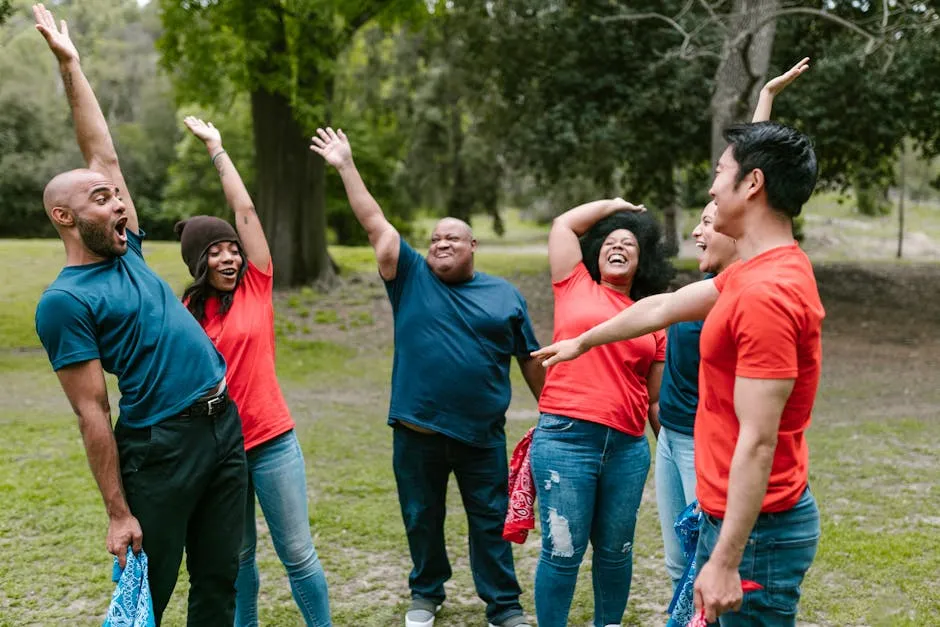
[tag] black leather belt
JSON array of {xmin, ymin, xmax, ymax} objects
[{"xmin": 179, "ymin": 388, "xmax": 229, "ymax": 417}]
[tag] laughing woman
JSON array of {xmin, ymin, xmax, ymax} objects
[
  {"xmin": 531, "ymin": 198, "xmax": 674, "ymax": 627},
  {"xmin": 174, "ymin": 117, "xmax": 331, "ymax": 627}
]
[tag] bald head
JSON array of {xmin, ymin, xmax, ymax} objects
[
  {"xmin": 43, "ymin": 169, "xmax": 107, "ymax": 217},
  {"xmin": 427, "ymin": 217, "xmax": 477, "ymax": 284},
  {"xmin": 434, "ymin": 217, "xmax": 473, "ymax": 240}
]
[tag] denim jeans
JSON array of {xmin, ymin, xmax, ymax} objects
[
  {"xmin": 655, "ymin": 426, "xmax": 697, "ymax": 589},
  {"xmin": 115, "ymin": 399, "xmax": 248, "ymax": 626},
  {"xmin": 695, "ymin": 488, "xmax": 820, "ymax": 626},
  {"xmin": 392, "ymin": 424, "xmax": 524, "ymax": 625},
  {"xmin": 234, "ymin": 430, "xmax": 331, "ymax": 627},
  {"xmin": 530, "ymin": 413, "xmax": 651, "ymax": 627}
]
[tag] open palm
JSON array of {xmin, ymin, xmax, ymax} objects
[
  {"xmin": 33, "ymin": 4, "xmax": 79, "ymax": 63},
  {"xmin": 310, "ymin": 127, "xmax": 353, "ymax": 169},
  {"xmin": 764, "ymin": 57, "xmax": 810, "ymax": 96},
  {"xmin": 183, "ymin": 116, "xmax": 222, "ymax": 145}
]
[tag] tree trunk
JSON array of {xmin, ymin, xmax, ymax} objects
[
  {"xmin": 710, "ymin": 0, "xmax": 781, "ymax": 166},
  {"xmin": 897, "ymin": 149, "xmax": 906, "ymax": 259},
  {"xmin": 250, "ymin": 88, "xmax": 334, "ymax": 287}
]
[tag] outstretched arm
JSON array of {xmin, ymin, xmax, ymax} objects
[
  {"xmin": 751, "ymin": 57, "xmax": 810, "ymax": 123},
  {"xmin": 56, "ymin": 360, "xmax": 143, "ymax": 569},
  {"xmin": 532, "ymin": 278, "xmax": 720, "ymax": 367},
  {"xmin": 548, "ymin": 198, "xmax": 645, "ymax": 282},
  {"xmin": 33, "ymin": 3, "xmax": 138, "ymax": 233},
  {"xmin": 311, "ymin": 127, "xmax": 400, "ymax": 280},
  {"xmin": 184, "ymin": 116, "xmax": 271, "ymax": 270}
]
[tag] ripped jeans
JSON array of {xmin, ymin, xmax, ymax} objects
[{"xmin": 530, "ymin": 413, "xmax": 651, "ymax": 627}]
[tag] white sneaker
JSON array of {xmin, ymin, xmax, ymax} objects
[{"xmin": 405, "ymin": 603, "xmax": 441, "ymax": 627}]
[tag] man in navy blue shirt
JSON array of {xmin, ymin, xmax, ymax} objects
[
  {"xmin": 313, "ymin": 127, "xmax": 544, "ymax": 627},
  {"xmin": 31, "ymin": 7, "xmax": 246, "ymax": 624}
]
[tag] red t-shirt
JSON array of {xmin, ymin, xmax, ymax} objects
[
  {"xmin": 201, "ymin": 261, "xmax": 295, "ymax": 451},
  {"xmin": 696, "ymin": 243, "xmax": 824, "ymax": 517},
  {"xmin": 538, "ymin": 264, "xmax": 666, "ymax": 436}
]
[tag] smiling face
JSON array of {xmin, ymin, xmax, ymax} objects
[
  {"xmin": 597, "ymin": 228, "xmax": 639, "ymax": 287},
  {"xmin": 206, "ymin": 241, "xmax": 243, "ymax": 292},
  {"xmin": 426, "ymin": 218, "xmax": 477, "ymax": 283},
  {"xmin": 691, "ymin": 201, "xmax": 737, "ymax": 274},
  {"xmin": 708, "ymin": 145, "xmax": 752, "ymax": 240}
]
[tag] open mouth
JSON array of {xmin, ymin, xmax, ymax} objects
[
  {"xmin": 219, "ymin": 268, "xmax": 238, "ymax": 278},
  {"xmin": 695, "ymin": 241, "xmax": 707, "ymax": 251},
  {"xmin": 607, "ymin": 253, "xmax": 627, "ymax": 266},
  {"xmin": 114, "ymin": 217, "xmax": 128, "ymax": 244}
]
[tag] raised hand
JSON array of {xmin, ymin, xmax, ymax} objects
[
  {"xmin": 310, "ymin": 127, "xmax": 353, "ymax": 170},
  {"xmin": 763, "ymin": 57, "xmax": 810, "ymax": 96},
  {"xmin": 184, "ymin": 116, "xmax": 223, "ymax": 150},
  {"xmin": 531, "ymin": 337, "xmax": 588, "ymax": 368},
  {"xmin": 612, "ymin": 197, "xmax": 647, "ymax": 213},
  {"xmin": 33, "ymin": 3, "xmax": 79, "ymax": 63}
]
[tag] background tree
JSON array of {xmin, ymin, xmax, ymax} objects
[{"xmin": 158, "ymin": 0, "xmax": 423, "ymax": 286}]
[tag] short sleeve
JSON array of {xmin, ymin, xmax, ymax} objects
[
  {"xmin": 512, "ymin": 292, "xmax": 541, "ymax": 358},
  {"xmin": 712, "ymin": 261, "xmax": 742, "ymax": 293},
  {"xmin": 384, "ymin": 238, "xmax": 424, "ymax": 309},
  {"xmin": 242, "ymin": 260, "xmax": 274, "ymax": 301},
  {"xmin": 732, "ymin": 286, "xmax": 801, "ymax": 379},
  {"xmin": 126, "ymin": 228, "xmax": 145, "ymax": 259},
  {"xmin": 653, "ymin": 329, "xmax": 667, "ymax": 362},
  {"xmin": 35, "ymin": 290, "xmax": 100, "ymax": 370}
]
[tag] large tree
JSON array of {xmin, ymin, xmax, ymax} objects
[{"xmin": 158, "ymin": 0, "xmax": 419, "ymax": 286}]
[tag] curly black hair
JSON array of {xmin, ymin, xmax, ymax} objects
[
  {"xmin": 580, "ymin": 211, "xmax": 675, "ymax": 300},
  {"xmin": 181, "ymin": 249, "xmax": 248, "ymax": 323}
]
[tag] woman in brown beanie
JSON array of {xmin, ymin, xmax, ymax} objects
[{"xmin": 176, "ymin": 116, "xmax": 331, "ymax": 627}]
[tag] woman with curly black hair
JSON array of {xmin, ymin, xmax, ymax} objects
[{"xmin": 529, "ymin": 198, "xmax": 674, "ymax": 627}]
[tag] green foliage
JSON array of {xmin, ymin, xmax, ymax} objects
[{"xmin": 0, "ymin": 0, "xmax": 179, "ymax": 238}]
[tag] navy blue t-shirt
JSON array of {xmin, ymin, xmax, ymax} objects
[
  {"xmin": 35, "ymin": 229, "xmax": 226, "ymax": 427},
  {"xmin": 658, "ymin": 273, "xmax": 715, "ymax": 435},
  {"xmin": 384, "ymin": 239, "xmax": 540, "ymax": 448}
]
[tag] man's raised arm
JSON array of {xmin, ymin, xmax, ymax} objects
[
  {"xmin": 311, "ymin": 127, "xmax": 401, "ymax": 280},
  {"xmin": 33, "ymin": 3, "xmax": 138, "ymax": 233},
  {"xmin": 532, "ymin": 278, "xmax": 721, "ymax": 367}
]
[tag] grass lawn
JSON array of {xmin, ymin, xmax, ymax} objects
[{"xmin": 1, "ymin": 235, "xmax": 938, "ymax": 626}]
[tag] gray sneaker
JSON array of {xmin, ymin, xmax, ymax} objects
[
  {"xmin": 488, "ymin": 616, "xmax": 532, "ymax": 627},
  {"xmin": 405, "ymin": 599, "xmax": 442, "ymax": 627}
]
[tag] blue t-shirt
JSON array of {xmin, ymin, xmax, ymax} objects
[
  {"xmin": 384, "ymin": 239, "xmax": 540, "ymax": 448},
  {"xmin": 35, "ymin": 229, "xmax": 226, "ymax": 428},
  {"xmin": 658, "ymin": 273, "xmax": 715, "ymax": 435}
]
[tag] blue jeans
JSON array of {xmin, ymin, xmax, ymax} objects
[
  {"xmin": 655, "ymin": 426, "xmax": 697, "ymax": 589},
  {"xmin": 695, "ymin": 488, "xmax": 820, "ymax": 626},
  {"xmin": 530, "ymin": 413, "xmax": 651, "ymax": 627},
  {"xmin": 392, "ymin": 424, "xmax": 524, "ymax": 625},
  {"xmin": 234, "ymin": 430, "xmax": 331, "ymax": 627}
]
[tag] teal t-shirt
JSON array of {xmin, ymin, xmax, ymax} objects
[
  {"xmin": 35, "ymin": 229, "xmax": 226, "ymax": 427},
  {"xmin": 384, "ymin": 239, "xmax": 540, "ymax": 448}
]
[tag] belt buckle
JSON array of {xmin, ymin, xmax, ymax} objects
[{"xmin": 207, "ymin": 395, "xmax": 224, "ymax": 415}]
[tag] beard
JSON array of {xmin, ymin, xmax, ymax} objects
[{"xmin": 76, "ymin": 215, "xmax": 124, "ymax": 259}]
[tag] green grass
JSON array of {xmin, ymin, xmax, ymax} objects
[{"xmin": 2, "ymin": 237, "xmax": 940, "ymax": 625}]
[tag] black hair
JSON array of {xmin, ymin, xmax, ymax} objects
[
  {"xmin": 181, "ymin": 247, "xmax": 248, "ymax": 323},
  {"xmin": 580, "ymin": 211, "xmax": 675, "ymax": 300},
  {"xmin": 722, "ymin": 121, "xmax": 818, "ymax": 218}
]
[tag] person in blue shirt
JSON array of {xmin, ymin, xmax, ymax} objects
[
  {"xmin": 31, "ymin": 7, "xmax": 247, "ymax": 625},
  {"xmin": 656, "ymin": 200, "xmax": 737, "ymax": 590},
  {"xmin": 312, "ymin": 127, "xmax": 544, "ymax": 627}
]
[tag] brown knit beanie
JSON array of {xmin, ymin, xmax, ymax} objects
[{"xmin": 174, "ymin": 216, "xmax": 241, "ymax": 278}]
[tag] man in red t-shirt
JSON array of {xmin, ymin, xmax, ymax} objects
[{"xmin": 533, "ymin": 121, "xmax": 823, "ymax": 625}]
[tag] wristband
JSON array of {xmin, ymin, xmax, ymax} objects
[{"xmin": 210, "ymin": 149, "xmax": 227, "ymax": 166}]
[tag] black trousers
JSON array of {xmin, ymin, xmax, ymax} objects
[{"xmin": 115, "ymin": 400, "xmax": 248, "ymax": 626}]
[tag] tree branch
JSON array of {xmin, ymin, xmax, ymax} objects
[{"xmin": 728, "ymin": 7, "xmax": 882, "ymax": 54}]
